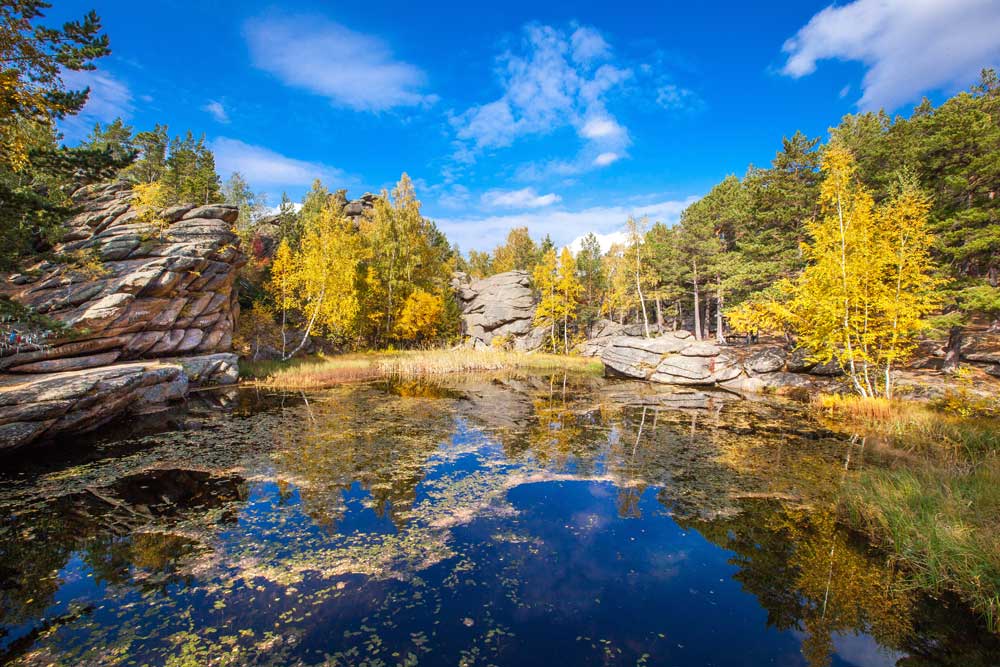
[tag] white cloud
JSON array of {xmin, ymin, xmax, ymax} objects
[
  {"xmin": 481, "ymin": 187, "xmax": 561, "ymax": 209},
  {"xmin": 244, "ymin": 13, "xmax": 435, "ymax": 112},
  {"xmin": 436, "ymin": 195, "xmax": 699, "ymax": 252},
  {"xmin": 568, "ymin": 230, "xmax": 628, "ymax": 254},
  {"xmin": 581, "ymin": 116, "xmax": 625, "ymax": 140},
  {"xmin": 781, "ymin": 0, "xmax": 1000, "ymax": 110},
  {"xmin": 266, "ymin": 202, "xmax": 303, "ymax": 216},
  {"xmin": 211, "ymin": 137, "xmax": 351, "ymax": 190},
  {"xmin": 450, "ymin": 23, "xmax": 632, "ymax": 173},
  {"xmin": 570, "ymin": 26, "xmax": 611, "ymax": 65},
  {"xmin": 203, "ymin": 100, "xmax": 229, "ymax": 123},
  {"xmin": 592, "ymin": 152, "xmax": 621, "ymax": 167},
  {"xmin": 58, "ymin": 69, "xmax": 134, "ymax": 140}
]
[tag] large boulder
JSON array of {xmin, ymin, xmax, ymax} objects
[
  {"xmin": 453, "ymin": 271, "xmax": 545, "ymax": 351},
  {"xmin": 600, "ymin": 332, "xmax": 836, "ymax": 394}
]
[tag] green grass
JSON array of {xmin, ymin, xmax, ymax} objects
[
  {"xmin": 816, "ymin": 394, "xmax": 1000, "ymax": 631},
  {"xmin": 241, "ymin": 348, "xmax": 604, "ymax": 389},
  {"xmin": 842, "ymin": 457, "xmax": 1000, "ymax": 632}
]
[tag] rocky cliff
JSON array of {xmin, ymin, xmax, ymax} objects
[
  {"xmin": 452, "ymin": 271, "xmax": 547, "ymax": 351},
  {"xmin": 0, "ymin": 182, "xmax": 245, "ymax": 451}
]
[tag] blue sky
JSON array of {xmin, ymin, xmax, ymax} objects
[{"xmin": 55, "ymin": 0, "xmax": 1000, "ymax": 251}]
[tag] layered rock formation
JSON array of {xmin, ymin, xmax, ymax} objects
[
  {"xmin": 0, "ymin": 182, "xmax": 245, "ymax": 451},
  {"xmin": 599, "ymin": 332, "xmax": 837, "ymax": 394},
  {"xmin": 0, "ymin": 354, "xmax": 238, "ymax": 451},
  {"xmin": 2, "ymin": 182, "xmax": 244, "ymax": 372},
  {"xmin": 452, "ymin": 271, "xmax": 547, "ymax": 351}
]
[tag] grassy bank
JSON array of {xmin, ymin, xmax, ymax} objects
[
  {"xmin": 242, "ymin": 349, "xmax": 604, "ymax": 390},
  {"xmin": 814, "ymin": 394, "xmax": 1000, "ymax": 631}
]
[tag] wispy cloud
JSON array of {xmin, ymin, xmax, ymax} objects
[
  {"xmin": 449, "ymin": 23, "xmax": 632, "ymax": 175},
  {"xmin": 781, "ymin": 0, "xmax": 1000, "ymax": 110},
  {"xmin": 481, "ymin": 187, "xmax": 561, "ymax": 209},
  {"xmin": 244, "ymin": 12, "xmax": 436, "ymax": 112},
  {"xmin": 655, "ymin": 84, "xmax": 704, "ymax": 112},
  {"xmin": 203, "ymin": 100, "xmax": 229, "ymax": 123},
  {"xmin": 211, "ymin": 137, "xmax": 352, "ymax": 190},
  {"xmin": 436, "ymin": 195, "xmax": 698, "ymax": 251},
  {"xmin": 58, "ymin": 69, "xmax": 134, "ymax": 140}
]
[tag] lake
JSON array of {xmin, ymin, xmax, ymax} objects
[{"xmin": 1, "ymin": 373, "xmax": 997, "ymax": 666}]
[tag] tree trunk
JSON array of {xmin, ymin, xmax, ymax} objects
[
  {"xmin": 704, "ymin": 298, "xmax": 711, "ymax": 341},
  {"xmin": 655, "ymin": 296, "xmax": 663, "ymax": 331},
  {"xmin": 635, "ymin": 271, "xmax": 650, "ymax": 338},
  {"xmin": 563, "ymin": 310, "xmax": 569, "ymax": 354},
  {"xmin": 692, "ymin": 260, "xmax": 702, "ymax": 341},
  {"xmin": 284, "ymin": 287, "xmax": 325, "ymax": 361},
  {"xmin": 942, "ymin": 325, "xmax": 963, "ymax": 373},
  {"xmin": 715, "ymin": 281, "xmax": 726, "ymax": 345}
]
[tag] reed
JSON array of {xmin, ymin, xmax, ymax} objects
[{"xmin": 243, "ymin": 349, "xmax": 604, "ymax": 390}]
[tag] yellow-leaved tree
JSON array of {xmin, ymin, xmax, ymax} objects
[
  {"xmin": 780, "ymin": 143, "xmax": 938, "ymax": 397},
  {"xmin": 556, "ymin": 247, "xmax": 583, "ymax": 353},
  {"xmin": 533, "ymin": 247, "xmax": 584, "ymax": 353},
  {"xmin": 533, "ymin": 248, "xmax": 560, "ymax": 350},
  {"xmin": 394, "ymin": 288, "xmax": 446, "ymax": 343},
  {"xmin": 359, "ymin": 173, "xmax": 454, "ymax": 346},
  {"xmin": 267, "ymin": 239, "xmax": 295, "ymax": 358},
  {"xmin": 281, "ymin": 198, "xmax": 363, "ymax": 358}
]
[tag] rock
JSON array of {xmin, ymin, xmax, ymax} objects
[
  {"xmin": 809, "ymin": 359, "xmax": 843, "ymax": 376},
  {"xmin": 0, "ymin": 182, "xmax": 247, "ymax": 452},
  {"xmin": 182, "ymin": 205, "xmax": 238, "ymax": 224},
  {"xmin": 1, "ymin": 182, "xmax": 245, "ymax": 373},
  {"xmin": 679, "ymin": 340, "xmax": 721, "ymax": 357},
  {"xmin": 745, "ymin": 347, "xmax": 786, "ymax": 374},
  {"xmin": 0, "ymin": 353, "xmax": 240, "ymax": 451},
  {"xmin": 601, "ymin": 334, "xmax": 689, "ymax": 378},
  {"xmin": 601, "ymin": 334, "xmax": 834, "ymax": 394},
  {"xmin": 785, "ymin": 347, "xmax": 815, "ymax": 372},
  {"xmin": 8, "ymin": 351, "xmax": 121, "ymax": 374},
  {"xmin": 453, "ymin": 271, "xmax": 543, "ymax": 350}
]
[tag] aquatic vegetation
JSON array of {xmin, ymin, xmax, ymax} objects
[{"xmin": 1, "ymin": 376, "xmax": 998, "ymax": 666}]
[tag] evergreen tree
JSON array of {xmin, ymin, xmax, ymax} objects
[
  {"xmin": 575, "ymin": 232, "xmax": 605, "ymax": 329},
  {"xmin": 82, "ymin": 118, "xmax": 135, "ymax": 163}
]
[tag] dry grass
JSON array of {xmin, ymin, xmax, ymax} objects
[{"xmin": 242, "ymin": 349, "xmax": 604, "ymax": 390}]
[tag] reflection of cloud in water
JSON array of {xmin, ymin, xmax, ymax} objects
[{"xmin": 833, "ymin": 632, "xmax": 905, "ymax": 667}]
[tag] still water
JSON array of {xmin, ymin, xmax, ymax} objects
[{"xmin": 1, "ymin": 374, "xmax": 997, "ymax": 666}]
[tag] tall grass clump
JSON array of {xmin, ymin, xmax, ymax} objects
[
  {"xmin": 816, "ymin": 392, "xmax": 1000, "ymax": 631},
  {"xmin": 842, "ymin": 458, "xmax": 1000, "ymax": 632},
  {"xmin": 245, "ymin": 349, "xmax": 604, "ymax": 390}
]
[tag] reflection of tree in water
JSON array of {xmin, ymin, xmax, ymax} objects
[
  {"xmin": 0, "ymin": 468, "xmax": 246, "ymax": 655},
  {"xmin": 270, "ymin": 383, "xmax": 458, "ymax": 531},
  {"xmin": 680, "ymin": 500, "xmax": 1000, "ymax": 667}
]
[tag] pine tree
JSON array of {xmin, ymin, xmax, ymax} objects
[{"xmin": 575, "ymin": 232, "xmax": 605, "ymax": 330}]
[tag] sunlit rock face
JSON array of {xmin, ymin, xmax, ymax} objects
[
  {"xmin": 1, "ymin": 182, "xmax": 245, "ymax": 372},
  {"xmin": 600, "ymin": 332, "xmax": 838, "ymax": 394},
  {"xmin": 452, "ymin": 270, "xmax": 548, "ymax": 351},
  {"xmin": 0, "ymin": 182, "xmax": 245, "ymax": 450}
]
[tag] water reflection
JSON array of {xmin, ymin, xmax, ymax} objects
[{"xmin": 0, "ymin": 374, "xmax": 996, "ymax": 666}]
